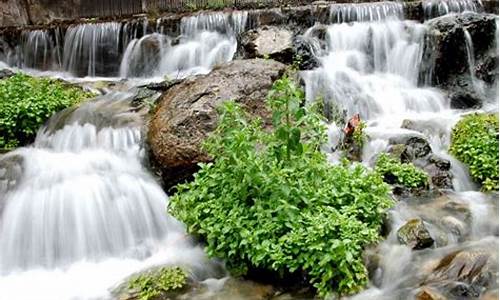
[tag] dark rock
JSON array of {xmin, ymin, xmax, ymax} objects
[
  {"xmin": 148, "ymin": 59, "xmax": 287, "ymax": 189},
  {"xmin": 390, "ymin": 129, "xmax": 453, "ymax": 190},
  {"xmin": 421, "ymin": 13, "xmax": 498, "ymax": 108},
  {"xmin": 397, "ymin": 218, "xmax": 435, "ymax": 250},
  {"xmin": 240, "ymin": 26, "xmax": 294, "ymax": 64},
  {"xmin": 389, "ymin": 135, "xmax": 431, "ymax": 161},
  {"xmin": 475, "ymin": 54, "xmax": 499, "ymax": 85},
  {"xmin": 292, "ymin": 36, "xmax": 321, "ymax": 70},
  {"xmin": 0, "ymin": 68, "xmax": 15, "ymax": 80}
]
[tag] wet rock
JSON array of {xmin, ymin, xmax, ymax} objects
[
  {"xmin": 397, "ymin": 218, "xmax": 434, "ymax": 250},
  {"xmin": 0, "ymin": 68, "xmax": 15, "ymax": 80},
  {"xmin": 390, "ymin": 129, "xmax": 453, "ymax": 190},
  {"xmin": 240, "ymin": 26, "xmax": 294, "ymax": 64},
  {"xmin": 422, "ymin": 13, "xmax": 498, "ymax": 108},
  {"xmin": 424, "ymin": 249, "xmax": 495, "ymax": 298},
  {"xmin": 475, "ymin": 53, "xmax": 499, "ymax": 85},
  {"xmin": 0, "ymin": 153, "xmax": 24, "ymax": 216},
  {"xmin": 416, "ymin": 287, "xmax": 447, "ymax": 300},
  {"xmin": 148, "ymin": 59, "xmax": 286, "ymax": 188},
  {"xmin": 292, "ymin": 36, "xmax": 321, "ymax": 70}
]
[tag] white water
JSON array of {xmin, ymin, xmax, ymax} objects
[
  {"xmin": 0, "ymin": 11, "xmax": 247, "ymax": 80},
  {"xmin": 423, "ymin": 0, "xmax": 483, "ymax": 19},
  {"xmin": 301, "ymin": 14, "xmax": 498, "ymax": 300},
  {"xmin": 0, "ymin": 94, "xmax": 217, "ymax": 299},
  {"xmin": 329, "ymin": 1, "xmax": 404, "ymax": 23}
]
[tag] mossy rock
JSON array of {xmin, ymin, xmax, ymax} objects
[{"xmin": 114, "ymin": 266, "xmax": 190, "ymax": 300}]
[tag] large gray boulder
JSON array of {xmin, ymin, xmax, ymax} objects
[
  {"xmin": 240, "ymin": 26, "xmax": 294, "ymax": 64},
  {"xmin": 148, "ymin": 59, "xmax": 287, "ymax": 188}
]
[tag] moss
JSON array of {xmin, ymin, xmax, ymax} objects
[
  {"xmin": 450, "ymin": 113, "xmax": 499, "ymax": 191},
  {"xmin": 128, "ymin": 266, "xmax": 188, "ymax": 300}
]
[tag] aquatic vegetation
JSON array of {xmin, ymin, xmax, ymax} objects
[
  {"xmin": 375, "ymin": 153, "xmax": 429, "ymax": 189},
  {"xmin": 0, "ymin": 73, "xmax": 93, "ymax": 149},
  {"xmin": 450, "ymin": 113, "xmax": 499, "ymax": 191},
  {"xmin": 169, "ymin": 76, "xmax": 393, "ymax": 297}
]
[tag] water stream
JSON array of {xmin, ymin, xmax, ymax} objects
[
  {"xmin": 0, "ymin": 2, "xmax": 497, "ymax": 300},
  {"xmin": 0, "ymin": 94, "xmax": 219, "ymax": 299}
]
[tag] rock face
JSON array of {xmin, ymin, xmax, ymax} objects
[
  {"xmin": 422, "ymin": 13, "xmax": 498, "ymax": 109},
  {"xmin": 397, "ymin": 218, "xmax": 435, "ymax": 250},
  {"xmin": 240, "ymin": 26, "xmax": 294, "ymax": 64},
  {"xmin": 0, "ymin": 0, "xmax": 30, "ymax": 27},
  {"xmin": 148, "ymin": 59, "xmax": 286, "ymax": 188}
]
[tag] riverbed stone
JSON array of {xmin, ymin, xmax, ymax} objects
[
  {"xmin": 397, "ymin": 218, "xmax": 434, "ymax": 250},
  {"xmin": 423, "ymin": 249, "xmax": 495, "ymax": 298},
  {"xmin": 148, "ymin": 59, "xmax": 286, "ymax": 188}
]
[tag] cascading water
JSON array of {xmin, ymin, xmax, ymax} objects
[
  {"xmin": 423, "ymin": 0, "xmax": 484, "ymax": 19},
  {"xmin": 329, "ymin": 1, "xmax": 404, "ymax": 23},
  {"xmin": 301, "ymin": 12, "xmax": 498, "ymax": 300},
  {"xmin": 0, "ymin": 11, "xmax": 247, "ymax": 79},
  {"xmin": 120, "ymin": 11, "xmax": 247, "ymax": 78},
  {"xmin": 0, "ymin": 93, "xmax": 217, "ymax": 299}
]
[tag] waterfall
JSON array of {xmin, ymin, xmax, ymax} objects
[
  {"xmin": 0, "ymin": 11, "xmax": 246, "ymax": 79},
  {"xmin": 329, "ymin": 2, "xmax": 404, "ymax": 23},
  {"xmin": 0, "ymin": 93, "xmax": 214, "ymax": 299},
  {"xmin": 423, "ymin": 0, "xmax": 483, "ymax": 19},
  {"xmin": 62, "ymin": 22, "xmax": 122, "ymax": 77},
  {"xmin": 303, "ymin": 20, "xmax": 445, "ymax": 123},
  {"xmin": 120, "ymin": 11, "xmax": 245, "ymax": 78},
  {"xmin": 180, "ymin": 11, "xmax": 248, "ymax": 36},
  {"xmin": 300, "ymin": 17, "xmax": 495, "ymax": 195},
  {"xmin": 19, "ymin": 30, "xmax": 60, "ymax": 71}
]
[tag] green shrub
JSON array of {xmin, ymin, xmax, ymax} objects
[
  {"xmin": 375, "ymin": 153, "xmax": 429, "ymax": 189},
  {"xmin": 0, "ymin": 73, "xmax": 93, "ymax": 149},
  {"xmin": 169, "ymin": 76, "xmax": 392, "ymax": 297},
  {"xmin": 128, "ymin": 267, "xmax": 187, "ymax": 300},
  {"xmin": 450, "ymin": 113, "xmax": 499, "ymax": 191}
]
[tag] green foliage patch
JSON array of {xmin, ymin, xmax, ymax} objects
[
  {"xmin": 450, "ymin": 113, "xmax": 499, "ymax": 191},
  {"xmin": 375, "ymin": 153, "xmax": 429, "ymax": 189},
  {"xmin": 0, "ymin": 73, "xmax": 93, "ymax": 149},
  {"xmin": 169, "ymin": 76, "xmax": 393, "ymax": 297},
  {"xmin": 128, "ymin": 266, "xmax": 187, "ymax": 300}
]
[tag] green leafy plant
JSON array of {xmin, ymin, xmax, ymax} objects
[
  {"xmin": 375, "ymin": 153, "xmax": 429, "ymax": 189},
  {"xmin": 128, "ymin": 267, "xmax": 187, "ymax": 300},
  {"xmin": 352, "ymin": 121, "xmax": 366, "ymax": 149},
  {"xmin": 169, "ymin": 76, "xmax": 392, "ymax": 297},
  {"xmin": 0, "ymin": 73, "xmax": 93, "ymax": 149},
  {"xmin": 450, "ymin": 113, "xmax": 499, "ymax": 191}
]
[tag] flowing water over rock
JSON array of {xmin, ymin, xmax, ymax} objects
[
  {"xmin": 329, "ymin": 1, "xmax": 404, "ymax": 23},
  {"xmin": 1, "ymin": 11, "xmax": 248, "ymax": 79},
  {"xmin": 0, "ymin": 1, "xmax": 497, "ymax": 299},
  {"xmin": 0, "ymin": 93, "xmax": 218, "ymax": 299},
  {"xmin": 301, "ymin": 10, "xmax": 498, "ymax": 300},
  {"xmin": 423, "ymin": 0, "xmax": 484, "ymax": 19}
]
